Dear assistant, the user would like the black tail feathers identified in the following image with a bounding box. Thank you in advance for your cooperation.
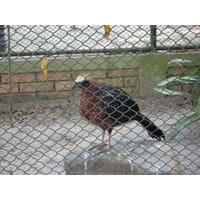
[135,112,165,141]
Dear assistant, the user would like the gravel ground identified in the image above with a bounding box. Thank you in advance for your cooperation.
[0,96,200,174]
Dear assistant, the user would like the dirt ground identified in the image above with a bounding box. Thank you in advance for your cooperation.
[0,96,200,174]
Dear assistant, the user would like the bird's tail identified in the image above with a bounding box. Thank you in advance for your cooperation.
[134,112,165,141]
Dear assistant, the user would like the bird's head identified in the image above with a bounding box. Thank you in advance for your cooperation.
[72,76,90,89]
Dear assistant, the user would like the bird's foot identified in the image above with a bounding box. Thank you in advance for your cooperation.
[88,143,109,151]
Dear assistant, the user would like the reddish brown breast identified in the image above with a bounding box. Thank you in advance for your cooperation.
[78,80,110,130]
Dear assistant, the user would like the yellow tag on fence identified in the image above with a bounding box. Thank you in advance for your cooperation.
[103,25,111,41]
[40,56,48,78]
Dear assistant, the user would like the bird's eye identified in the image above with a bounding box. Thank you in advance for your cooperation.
[82,80,90,87]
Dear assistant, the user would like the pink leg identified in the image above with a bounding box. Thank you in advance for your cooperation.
[102,130,106,144]
[89,130,107,150]
[107,128,113,149]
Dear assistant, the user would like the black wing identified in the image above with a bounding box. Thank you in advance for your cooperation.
[98,84,139,125]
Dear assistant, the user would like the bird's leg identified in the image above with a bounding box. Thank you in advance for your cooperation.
[88,130,107,151]
[97,130,107,149]
[102,130,106,144]
[108,133,111,149]
[107,128,113,149]
[98,128,113,150]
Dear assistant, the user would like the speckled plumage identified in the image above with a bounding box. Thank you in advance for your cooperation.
[76,78,165,149]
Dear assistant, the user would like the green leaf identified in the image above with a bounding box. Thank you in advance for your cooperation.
[157,76,181,87]
[166,112,200,142]
[157,76,197,87]
[180,75,200,83]
[154,87,191,97]
[194,96,200,113]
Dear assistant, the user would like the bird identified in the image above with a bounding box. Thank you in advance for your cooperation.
[72,75,165,150]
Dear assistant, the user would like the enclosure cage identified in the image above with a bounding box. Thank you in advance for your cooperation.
[0,25,200,174]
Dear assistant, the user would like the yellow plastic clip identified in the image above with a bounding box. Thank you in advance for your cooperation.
[103,25,111,41]
[40,56,48,78]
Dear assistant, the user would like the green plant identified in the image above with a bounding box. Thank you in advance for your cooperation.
[154,75,200,141]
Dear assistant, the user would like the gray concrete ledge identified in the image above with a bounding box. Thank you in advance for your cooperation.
[64,140,182,175]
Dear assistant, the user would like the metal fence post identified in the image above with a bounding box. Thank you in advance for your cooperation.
[0,25,6,52]
[150,25,157,50]
[7,25,13,125]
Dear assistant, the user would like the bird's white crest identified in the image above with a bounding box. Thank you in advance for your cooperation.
[75,75,86,83]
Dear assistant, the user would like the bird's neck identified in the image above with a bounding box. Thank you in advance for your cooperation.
[81,81,100,97]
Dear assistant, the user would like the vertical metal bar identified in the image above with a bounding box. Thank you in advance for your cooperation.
[0,25,6,52]
[7,25,13,126]
[150,25,157,51]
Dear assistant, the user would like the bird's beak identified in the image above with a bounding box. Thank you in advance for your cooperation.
[72,83,76,89]
[72,82,78,89]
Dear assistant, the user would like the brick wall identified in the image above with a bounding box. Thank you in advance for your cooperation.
[0,68,140,97]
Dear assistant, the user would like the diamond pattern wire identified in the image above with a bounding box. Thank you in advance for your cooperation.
[0,25,200,174]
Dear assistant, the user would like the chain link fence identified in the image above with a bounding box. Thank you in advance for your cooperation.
[0,25,200,174]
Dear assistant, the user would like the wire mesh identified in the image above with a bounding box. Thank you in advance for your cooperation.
[0,25,200,174]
